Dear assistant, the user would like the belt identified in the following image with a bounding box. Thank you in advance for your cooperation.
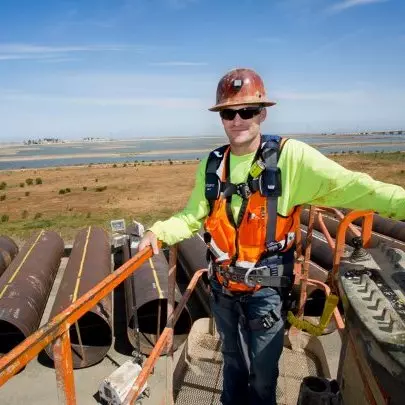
[213,263,291,288]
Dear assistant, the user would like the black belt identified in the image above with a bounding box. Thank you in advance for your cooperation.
[213,264,291,288]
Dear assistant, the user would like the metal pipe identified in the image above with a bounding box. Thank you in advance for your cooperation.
[302,209,405,251]
[124,268,208,405]
[124,250,192,355]
[347,210,405,242]
[0,236,19,278]
[166,246,177,405]
[0,244,157,387]
[177,232,213,315]
[0,230,63,356]
[45,226,112,369]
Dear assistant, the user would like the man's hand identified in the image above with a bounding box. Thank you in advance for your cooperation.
[138,231,159,255]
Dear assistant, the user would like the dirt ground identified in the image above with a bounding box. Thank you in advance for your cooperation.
[0,153,404,243]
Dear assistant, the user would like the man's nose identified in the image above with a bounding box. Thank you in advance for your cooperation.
[233,113,243,126]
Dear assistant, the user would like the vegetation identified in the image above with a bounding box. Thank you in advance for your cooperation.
[26,178,34,186]
[0,194,6,201]
[0,152,403,242]
[35,177,43,185]
[0,181,6,190]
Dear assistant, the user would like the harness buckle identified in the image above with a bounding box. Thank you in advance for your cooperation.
[266,241,283,254]
[236,183,252,199]
[262,310,279,329]
[244,266,268,288]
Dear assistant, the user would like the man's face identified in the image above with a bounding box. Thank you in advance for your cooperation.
[220,104,266,147]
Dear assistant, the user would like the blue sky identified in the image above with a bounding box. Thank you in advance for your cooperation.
[0,0,404,141]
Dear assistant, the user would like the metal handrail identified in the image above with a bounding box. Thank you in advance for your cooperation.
[0,208,375,404]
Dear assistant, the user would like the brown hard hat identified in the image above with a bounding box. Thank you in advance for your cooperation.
[209,68,276,111]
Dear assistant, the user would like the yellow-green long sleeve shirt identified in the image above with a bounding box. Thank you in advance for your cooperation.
[150,139,405,245]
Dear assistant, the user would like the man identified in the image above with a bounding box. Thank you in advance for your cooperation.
[139,68,405,405]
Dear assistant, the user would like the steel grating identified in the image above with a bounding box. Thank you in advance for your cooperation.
[174,331,322,405]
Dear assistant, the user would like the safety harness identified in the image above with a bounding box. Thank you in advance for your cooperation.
[204,135,295,292]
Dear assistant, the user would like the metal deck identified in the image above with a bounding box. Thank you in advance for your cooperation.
[174,319,324,405]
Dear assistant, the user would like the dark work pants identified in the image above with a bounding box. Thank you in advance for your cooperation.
[210,280,284,405]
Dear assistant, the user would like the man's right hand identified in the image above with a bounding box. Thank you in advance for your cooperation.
[138,231,159,255]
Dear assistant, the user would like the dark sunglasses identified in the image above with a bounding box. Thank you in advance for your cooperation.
[219,106,263,121]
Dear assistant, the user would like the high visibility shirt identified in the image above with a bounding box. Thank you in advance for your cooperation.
[149,139,405,245]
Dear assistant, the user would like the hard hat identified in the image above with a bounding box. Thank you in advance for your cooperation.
[209,68,276,111]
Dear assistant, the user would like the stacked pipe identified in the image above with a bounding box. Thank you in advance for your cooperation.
[45,226,112,368]
[0,236,18,277]
[301,209,405,251]
[125,251,192,355]
[0,230,63,356]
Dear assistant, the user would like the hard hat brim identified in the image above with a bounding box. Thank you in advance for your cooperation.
[209,99,276,112]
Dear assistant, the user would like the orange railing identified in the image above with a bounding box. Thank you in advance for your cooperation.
[0,208,375,404]
[0,240,207,404]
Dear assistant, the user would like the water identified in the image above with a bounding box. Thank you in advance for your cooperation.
[0,133,404,170]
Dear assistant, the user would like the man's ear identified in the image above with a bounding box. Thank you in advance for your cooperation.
[259,107,267,123]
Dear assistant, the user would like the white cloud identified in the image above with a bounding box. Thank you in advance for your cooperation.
[329,0,388,13]
[274,89,366,102]
[0,91,206,109]
[0,43,131,62]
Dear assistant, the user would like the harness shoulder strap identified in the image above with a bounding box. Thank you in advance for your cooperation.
[260,135,284,253]
[205,144,229,214]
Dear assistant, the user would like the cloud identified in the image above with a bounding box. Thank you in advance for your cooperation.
[0,91,206,109]
[0,43,130,62]
[149,61,208,66]
[329,0,388,13]
[274,89,366,102]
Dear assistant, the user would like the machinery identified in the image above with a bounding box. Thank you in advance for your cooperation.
[336,240,405,405]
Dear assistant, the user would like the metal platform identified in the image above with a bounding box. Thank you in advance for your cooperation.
[174,318,331,405]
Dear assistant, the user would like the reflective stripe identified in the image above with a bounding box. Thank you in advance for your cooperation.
[209,236,230,262]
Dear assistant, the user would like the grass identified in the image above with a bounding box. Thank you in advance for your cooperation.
[0,152,403,244]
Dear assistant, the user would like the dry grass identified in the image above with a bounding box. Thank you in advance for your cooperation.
[0,153,403,243]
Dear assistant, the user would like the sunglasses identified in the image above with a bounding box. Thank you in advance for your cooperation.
[219,106,263,121]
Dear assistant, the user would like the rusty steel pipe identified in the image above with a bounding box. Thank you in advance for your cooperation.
[124,250,192,355]
[124,268,208,405]
[0,236,19,278]
[347,211,405,242]
[0,230,63,356]
[302,209,405,251]
[177,232,213,315]
[45,226,112,369]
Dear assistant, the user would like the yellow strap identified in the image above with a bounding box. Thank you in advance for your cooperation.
[287,294,339,336]
[0,230,44,299]
[72,226,92,302]
[149,258,163,299]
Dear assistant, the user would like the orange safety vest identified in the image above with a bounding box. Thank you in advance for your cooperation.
[204,135,301,292]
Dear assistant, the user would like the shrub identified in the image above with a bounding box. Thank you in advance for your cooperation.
[0,181,6,190]
[83,186,87,191]
[22,210,28,219]
[34,212,42,219]
[19,182,25,188]
[169,159,173,165]
[95,186,107,192]
[26,178,34,186]
[123,163,127,167]
[0,194,6,201]
[1,214,9,222]
[65,188,71,193]
[35,177,43,185]
[95,178,98,182]
[25,191,30,197]
[86,212,91,218]
[112,163,117,168]
[59,189,66,195]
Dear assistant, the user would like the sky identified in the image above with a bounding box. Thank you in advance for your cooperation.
[0,0,404,141]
